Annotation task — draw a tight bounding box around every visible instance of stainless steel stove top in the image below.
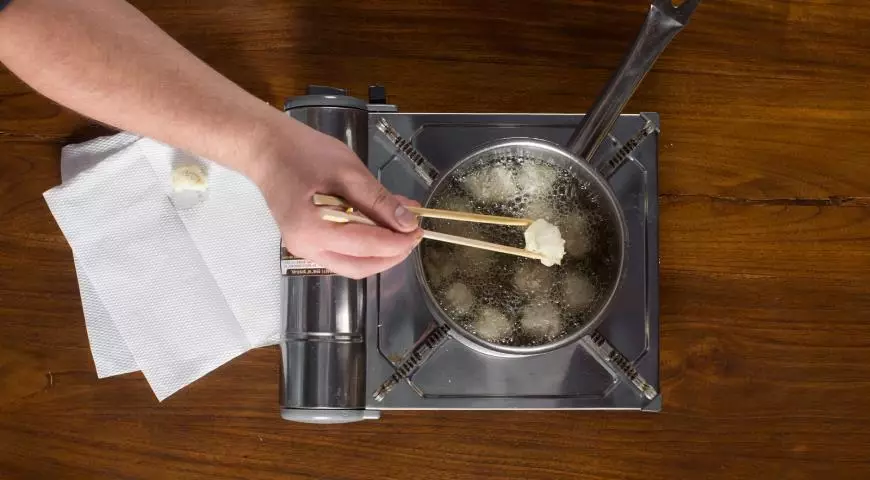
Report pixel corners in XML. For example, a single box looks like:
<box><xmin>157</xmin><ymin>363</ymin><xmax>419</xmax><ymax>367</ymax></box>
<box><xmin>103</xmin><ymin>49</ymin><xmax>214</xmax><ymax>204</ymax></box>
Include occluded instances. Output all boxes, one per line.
<box><xmin>364</xmin><ymin>112</ymin><xmax>661</xmax><ymax>412</ymax></box>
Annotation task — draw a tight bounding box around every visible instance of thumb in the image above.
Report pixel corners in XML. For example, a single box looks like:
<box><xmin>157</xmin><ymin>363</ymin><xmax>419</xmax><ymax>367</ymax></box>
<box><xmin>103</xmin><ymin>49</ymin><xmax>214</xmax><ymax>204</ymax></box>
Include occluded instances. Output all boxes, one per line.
<box><xmin>334</xmin><ymin>169</ymin><xmax>420</xmax><ymax>233</ymax></box>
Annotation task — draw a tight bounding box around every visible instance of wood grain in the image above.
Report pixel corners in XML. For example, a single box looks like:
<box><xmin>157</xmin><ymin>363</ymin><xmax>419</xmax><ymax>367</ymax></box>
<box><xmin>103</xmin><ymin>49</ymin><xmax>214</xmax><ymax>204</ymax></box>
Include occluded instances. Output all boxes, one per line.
<box><xmin>2</xmin><ymin>0</ymin><xmax>870</xmax><ymax>478</ymax></box>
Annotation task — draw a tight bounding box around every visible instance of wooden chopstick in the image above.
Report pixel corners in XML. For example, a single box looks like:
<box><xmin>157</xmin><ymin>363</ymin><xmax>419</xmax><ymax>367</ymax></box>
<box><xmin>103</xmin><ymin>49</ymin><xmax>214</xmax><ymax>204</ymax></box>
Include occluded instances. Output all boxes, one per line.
<box><xmin>407</xmin><ymin>206</ymin><xmax>534</xmax><ymax>227</ymax></box>
<box><xmin>313</xmin><ymin>194</ymin><xmax>348</xmax><ymax>208</ymax></box>
<box><xmin>420</xmin><ymin>230</ymin><xmax>545</xmax><ymax>261</ymax></box>
<box><xmin>313</xmin><ymin>194</ymin><xmax>534</xmax><ymax>227</ymax></box>
<box><xmin>316</xmin><ymin>206</ymin><xmax>545</xmax><ymax>262</ymax></box>
<box><xmin>317</xmin><ymin>208</ymin><xmax>377</xmax><ymax>226</ymax></box>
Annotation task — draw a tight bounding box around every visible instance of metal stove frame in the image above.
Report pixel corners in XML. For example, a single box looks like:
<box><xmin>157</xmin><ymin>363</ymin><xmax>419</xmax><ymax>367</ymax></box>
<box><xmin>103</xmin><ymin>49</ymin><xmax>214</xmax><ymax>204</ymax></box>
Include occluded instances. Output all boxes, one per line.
<box><xmin>363</xmin><ymin>110</ymin><xmax>661</xmax><ymax>413</ymax></box>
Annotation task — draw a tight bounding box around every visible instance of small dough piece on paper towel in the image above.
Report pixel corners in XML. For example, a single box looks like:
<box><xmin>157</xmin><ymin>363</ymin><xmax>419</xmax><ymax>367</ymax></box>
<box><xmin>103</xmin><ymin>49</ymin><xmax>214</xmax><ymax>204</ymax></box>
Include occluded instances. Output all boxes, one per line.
<box><xmin>170</xmin><ymin>164</ymin><xmax>209</xmax><ymax>209</ymax></box>
<box><xmin>172</xmin><ymin>164</ymin><xmax>209</xmax><ymax>192</ymax></box>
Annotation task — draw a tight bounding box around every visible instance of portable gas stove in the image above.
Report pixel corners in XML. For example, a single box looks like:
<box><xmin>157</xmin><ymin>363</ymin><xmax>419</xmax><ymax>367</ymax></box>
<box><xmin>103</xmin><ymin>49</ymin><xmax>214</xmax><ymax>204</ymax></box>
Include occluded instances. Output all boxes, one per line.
<box><xmin>279</xmin><ymin>85</ymin><xmax>660</xmax><ymax>423</ymax></box>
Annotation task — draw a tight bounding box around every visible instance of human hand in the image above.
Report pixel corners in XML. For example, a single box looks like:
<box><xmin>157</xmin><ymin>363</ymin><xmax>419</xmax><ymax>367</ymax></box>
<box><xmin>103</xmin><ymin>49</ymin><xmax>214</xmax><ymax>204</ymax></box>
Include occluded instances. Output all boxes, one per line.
<box><xmin>252</xmin><ymin>120</ymin><xmax>423</xmax><ymax>279</ymax></box>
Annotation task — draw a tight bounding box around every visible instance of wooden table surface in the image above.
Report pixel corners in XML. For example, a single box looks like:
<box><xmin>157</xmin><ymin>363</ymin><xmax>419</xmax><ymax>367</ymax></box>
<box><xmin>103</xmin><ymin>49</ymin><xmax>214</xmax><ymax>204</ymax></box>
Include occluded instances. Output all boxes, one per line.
<box><xmin>3</xmin><ymin>0</ymin><xmax>870</xmax><ymax>478</ymax></box>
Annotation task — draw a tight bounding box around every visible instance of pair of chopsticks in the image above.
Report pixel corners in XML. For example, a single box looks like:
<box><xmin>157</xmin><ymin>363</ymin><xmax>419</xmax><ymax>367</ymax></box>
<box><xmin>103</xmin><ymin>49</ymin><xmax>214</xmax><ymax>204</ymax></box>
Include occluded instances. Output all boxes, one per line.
<box><xmin>313</xmin><ymin>194</ymin><xmax>544</xmax><ymax>261</ymax></box>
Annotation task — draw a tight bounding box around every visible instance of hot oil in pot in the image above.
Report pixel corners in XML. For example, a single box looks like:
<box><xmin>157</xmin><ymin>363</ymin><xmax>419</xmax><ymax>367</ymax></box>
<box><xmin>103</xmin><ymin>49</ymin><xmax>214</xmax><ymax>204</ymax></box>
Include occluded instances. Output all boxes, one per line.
<box><xmin>421</xmin><ymin>155</ymin><xmax>619</xmax><ymax>347</ymax></box>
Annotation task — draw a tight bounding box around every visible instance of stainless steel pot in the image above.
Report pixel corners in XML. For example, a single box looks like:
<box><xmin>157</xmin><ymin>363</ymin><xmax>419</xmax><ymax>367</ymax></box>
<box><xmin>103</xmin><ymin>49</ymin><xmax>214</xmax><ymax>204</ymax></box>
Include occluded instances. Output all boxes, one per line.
<box><xmin>414</xmin><ymin>138</ymin><xmax>629</xmax><ymax>356</ymax></box>
<box><xmin>373</xmin><ymin>0</ymin><xmax>700</xmax><ymax>399</ymax></box>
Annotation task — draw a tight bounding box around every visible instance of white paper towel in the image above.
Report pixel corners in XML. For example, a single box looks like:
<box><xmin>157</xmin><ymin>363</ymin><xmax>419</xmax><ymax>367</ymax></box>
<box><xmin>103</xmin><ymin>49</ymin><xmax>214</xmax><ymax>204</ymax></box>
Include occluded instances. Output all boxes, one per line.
<box><xmin>44</xmin><ymin>133</ymin><xmax>282</xmax><ymax>400</ymax></box>
<box><xmin>62</xmin><ymin>133</ymin><xmax>142</xmax><ymax>378</ymax></box>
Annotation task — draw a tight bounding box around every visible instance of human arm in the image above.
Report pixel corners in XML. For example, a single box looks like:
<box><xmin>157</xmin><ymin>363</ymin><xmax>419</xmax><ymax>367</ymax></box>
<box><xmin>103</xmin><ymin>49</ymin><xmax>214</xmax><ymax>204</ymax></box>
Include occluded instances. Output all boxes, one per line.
<box><xmin>0</xmin><ymin>0</ymin><xmax>421</xmax><ymax>278</ymax></box>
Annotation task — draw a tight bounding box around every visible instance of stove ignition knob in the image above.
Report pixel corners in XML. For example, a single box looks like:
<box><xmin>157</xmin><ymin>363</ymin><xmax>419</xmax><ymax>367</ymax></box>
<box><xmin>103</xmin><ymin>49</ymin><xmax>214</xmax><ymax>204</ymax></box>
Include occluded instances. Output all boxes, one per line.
<box><xmin>368</xmin><ymin>85</ymin><xmax>387</xmax><ymax>104</ymax></box>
